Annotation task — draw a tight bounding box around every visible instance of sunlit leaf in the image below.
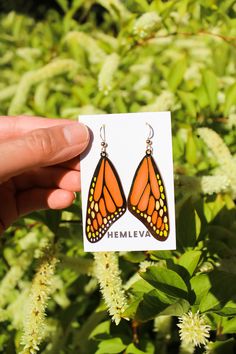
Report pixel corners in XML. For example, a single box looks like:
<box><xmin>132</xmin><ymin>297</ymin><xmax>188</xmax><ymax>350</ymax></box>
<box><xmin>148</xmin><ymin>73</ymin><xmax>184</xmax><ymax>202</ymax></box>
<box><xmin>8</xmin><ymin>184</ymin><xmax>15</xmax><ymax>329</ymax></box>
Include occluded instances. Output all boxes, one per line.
<box><xmin>178</xmin><ymin>91</ymin><xmax>197</xmax><ymax>118</ymax></box>
<box><xmin>126</xmin><ymin>343</ymin><xmax>147</xmax><ymax>354</ymax></box>
<box><xmin>89</xmin><ymin>321</ymin><xmax>110</xmax><ymax>340</ymax></box>
<box><xmin>202</xmin><ymin>69</ymin><xmax>218</xmax><ymax>111</ymax></box>
<box><xmin>96</xmin><ymin>338</ymin><xmax>126</xmax><ymax>354</ymax></box>
<box><xmin>224</xmin><ymin>83</ymin><xmax>236</xmax><ymax>115</ymax></box>
<box><xmin>178</xmin><ymin>250</ymin><xmax>202</xmax><ymax>276</ymax></box>
<box><xmin>185</xmin><ymin>129</ymin><xmax>198</xmax><ymax>164</ymax></box>
<box><xmin>222</xmin><ymin>317</ymin><xmax>236</xmax><ymax>334</ymax></box>
<box><xmin>167</xmin><ymin>57</ymin><xmax>187</xmax><ymax>91</ymax></box>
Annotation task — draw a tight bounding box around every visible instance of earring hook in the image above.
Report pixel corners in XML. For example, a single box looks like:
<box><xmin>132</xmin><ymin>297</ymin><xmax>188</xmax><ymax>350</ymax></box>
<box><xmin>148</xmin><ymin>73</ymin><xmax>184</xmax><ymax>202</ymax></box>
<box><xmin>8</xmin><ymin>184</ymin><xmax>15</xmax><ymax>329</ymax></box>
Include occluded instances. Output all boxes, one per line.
<box><xmin>100</xmin><ymin>124</ymin><xmax>107</xmax><ymax>156</ymax></box>
<box><xmin>146</xmin><ymin>122</ymin><xmax>154</xmax><ymax>155</ymax></box>
<box><xmin>146</xmin><ymin>122</ymin><xmax>154</xmax><ymax>140</ymax></box>
<box><xmin>100</xmin><ymin>124</ymin><xmax>106</xmax><ymax>143</ymax></box>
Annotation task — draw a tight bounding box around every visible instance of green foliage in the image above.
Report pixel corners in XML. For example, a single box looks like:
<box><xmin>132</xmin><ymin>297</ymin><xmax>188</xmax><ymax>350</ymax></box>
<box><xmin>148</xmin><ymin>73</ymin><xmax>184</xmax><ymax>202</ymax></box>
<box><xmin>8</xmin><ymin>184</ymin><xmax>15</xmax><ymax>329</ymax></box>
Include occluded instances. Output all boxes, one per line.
<box><xmin>0</xmin><ymin>0</ymin><xmax>236</xmax><ymax>353</ymax></box>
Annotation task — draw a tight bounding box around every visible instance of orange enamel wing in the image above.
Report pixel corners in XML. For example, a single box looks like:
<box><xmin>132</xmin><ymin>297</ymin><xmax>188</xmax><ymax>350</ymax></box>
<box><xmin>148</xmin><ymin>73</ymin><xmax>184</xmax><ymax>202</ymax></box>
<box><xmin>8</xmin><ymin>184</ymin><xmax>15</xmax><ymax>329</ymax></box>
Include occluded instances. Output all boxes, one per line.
<box><xmin>86</xmin><ymin>156</ymin><xmax>126</xmax><ymax>242</ymax></box>
<box><xmin>128</xmin><ymin>154</ymin><xmax>169</xmax><ymax>241</ymax></box>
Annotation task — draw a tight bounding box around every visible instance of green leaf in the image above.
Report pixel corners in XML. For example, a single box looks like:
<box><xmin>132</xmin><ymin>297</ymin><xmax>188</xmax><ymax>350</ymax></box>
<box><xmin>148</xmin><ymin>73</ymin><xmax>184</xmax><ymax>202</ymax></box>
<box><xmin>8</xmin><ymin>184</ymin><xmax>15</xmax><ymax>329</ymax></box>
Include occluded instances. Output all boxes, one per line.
<box><xmin>195</xmin><ymin>85</ymin><xmax>209</xmax><ymax>109</ymax></box>
<box><xmin>213</xmin><ymin>43</ymin><xmax>229</xmax><ymax>76</ymax></box>
<box><xmin>206</xmin><ymin>339</ymin><xmax>236</xmax><ymax>354</ymax></box>
<box><xmin>122</xmin><ymin>297</ymin><xmax>143</xmax><ymax>319</ymax></box>
<box><xmin>55</xmin><ymin>0</ymin><xmax>69</xmax><ymax>12</ymax></box>
<box><xmin>223</xmin><ymin>317</ymin><xmax>236</xmax><ymax>334</ymax></box>
<box><xmin>140</xmin><ymin>266</ymin><xmax>188</xmax><ymax>299</ymax></box>
<box><xmin>190</xmin><ymin>274</ymin><xmax>211</xmax><ymax>305</ymax></box>
<box><xmin>199</xmin><ymin>271</ymin><xmax>236</xmax><ymax>312</ymax></box>
<box><xmin>195</xmin><ymin>210</ymin><xmax>201</xmax><ymax>239</ymax></box>
<box><xmin>136</xmin><ymin>290</ymin><xmax>190</xmax><ymax>321</ymax></box>
<box><xmin>200</xmin><ymin>292</ymin><xmax>221</xmax><ymax>313</ymax></box>
<box><xmin>204</xmin><ymin>194</ymin><xmax>226</xmax><ymax>223</ymax></box>
<box><xmin>178</xmin><ymin>250</ymin><xmax>202</xmax><ymax>276</ymax></box>
<box><xmin>159</xmin><ymin>298</ymin><xmax>190</xmax><ymax>316</ymax></box>
<box><xmin>27</xmin><ymin>210</ymin><xmax>62</xmax><ymax>233</ymax></box>
<box><xmin>185</xmin><ymin>130</ymin><xmax>198</xmax><ymax>164</ymax></box>
<box><xmin>149</xmin><ymin>287</ymin><xmax>181</xmax><ymax>305</ymax></box>
<box><xmin>202</xmin><ymin>69</ymin><xmax>218</xmax><ymax>111</ymax></box>
<box><xmin>45</xmin><ymin>210</ymin><xmax>62</xmax><ymax>233</ymax></box>
<box><xmin>126</xmin><ymin>343</ymin><xmax>147</xmax><ymax>354</ymax></box>
<box><xmin>136</xmin><ymin>291</ymin><xmax>168</xmax><ymax>321</ymax></box>
<box><xmin>89</xmin><ymin>321</ymin><xmax>110</xmax><ymax>340</ymax></box>
<box><xmin>96</xmin><ymin>338</ymin><xmax>126</xmax><ymax>354</ymax></box>
<box><xmin>123</xmin><ymin>252</ymin><xmax>146</xmax><ymax>263</ymax></box>
<box><xmin>220</xmin><ymin>0</ymin><xmax>236</xmax><ymax>11</ymax></box>
<box><xmin>216</xmin><ymin>300</ymin><xmax>236</xmax><ymax>316</ymax></box>
<box><xmin>130</xmin><ymin>279</ymin><xmax>155</xmax><ymax>295</ymax></box>
<box><xmin>74</xmin><ymin>311</ymin><xmax>107</xmax><ymax>351</ymax></box>
<box><xmin>224</xmin><ymin>82</ymin><xmax>236</xmax><ymax>115</ymax></box>
<box><xmin>178</xmin><ymin>91</ymin><xmax>197</xmax><ymax>118</ymax></box>
<box><xmin>167</xmin><ymin>57</ymin><xmax>187</xmax><ymax>91</ymax></box>
<box><xmin>149</xmin><ymin>250</ymin><xmax>173</xmax><ymax>260</ymax></box>
<box><xmin>177</xmin><ymin>198</ymin><xmax>200</xmax><ymax>248</ymax></box>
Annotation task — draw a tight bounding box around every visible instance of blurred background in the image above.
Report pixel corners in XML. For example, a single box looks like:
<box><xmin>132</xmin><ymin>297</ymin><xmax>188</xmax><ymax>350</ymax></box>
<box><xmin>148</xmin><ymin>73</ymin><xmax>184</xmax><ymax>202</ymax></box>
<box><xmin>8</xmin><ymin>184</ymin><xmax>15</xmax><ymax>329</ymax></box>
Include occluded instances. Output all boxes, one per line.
<box><xmin>0</xmin><ymin>1</ymin><xmax>236</xmax><ymax>353</ymax></box>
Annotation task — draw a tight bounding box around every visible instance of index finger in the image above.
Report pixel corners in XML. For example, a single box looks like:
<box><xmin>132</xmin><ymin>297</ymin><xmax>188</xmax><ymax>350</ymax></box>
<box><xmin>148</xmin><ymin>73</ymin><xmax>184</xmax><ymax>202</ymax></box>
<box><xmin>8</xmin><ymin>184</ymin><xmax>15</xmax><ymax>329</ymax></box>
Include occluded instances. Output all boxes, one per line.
<box><xmin>0</xmin><ymin>115</ymin><xmax>77</xmax><ymax>140</ymax></box>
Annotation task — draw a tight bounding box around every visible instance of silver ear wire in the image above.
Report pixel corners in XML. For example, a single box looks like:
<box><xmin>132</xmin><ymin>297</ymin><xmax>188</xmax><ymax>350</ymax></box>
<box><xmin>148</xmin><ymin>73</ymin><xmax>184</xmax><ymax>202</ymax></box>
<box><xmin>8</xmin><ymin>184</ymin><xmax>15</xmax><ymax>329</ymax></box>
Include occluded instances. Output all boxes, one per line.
<box><xmin>146</xmin><ymin>122</ymin><xmax>154</xmax><ymax>140</ymax></box>
<box><xmin>100</xmin><ymin>124</ymin><xmax>107</xmax><ymax>156</ymax></box>
<box><xmin>146</xmin><ymin>122</ymin><xmax>154</xmax><ymax>155</ymax></box>
<box><xmin>100</xmin><ymin>124</ymin><xmax>105</xmax><ymax>142</ymax></box>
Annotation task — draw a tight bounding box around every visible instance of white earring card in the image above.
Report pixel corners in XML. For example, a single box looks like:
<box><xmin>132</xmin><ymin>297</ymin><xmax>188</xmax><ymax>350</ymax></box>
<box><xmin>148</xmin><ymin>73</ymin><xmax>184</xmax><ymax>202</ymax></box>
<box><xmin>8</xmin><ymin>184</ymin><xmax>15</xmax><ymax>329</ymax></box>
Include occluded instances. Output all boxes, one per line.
<box><xmin>79</xmin><ymin>112</ymin><xmax>176</xmax><ymax>252</ymax></box>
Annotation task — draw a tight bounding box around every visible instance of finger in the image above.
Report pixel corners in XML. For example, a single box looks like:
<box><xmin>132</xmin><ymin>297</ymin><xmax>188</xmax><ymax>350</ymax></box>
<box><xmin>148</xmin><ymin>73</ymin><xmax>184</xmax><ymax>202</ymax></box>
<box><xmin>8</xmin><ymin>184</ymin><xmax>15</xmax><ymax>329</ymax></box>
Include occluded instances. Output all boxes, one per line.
<box><xmin>0</xmin><ymin>123</ymin><xmax>89</xmax><ymax>182</ymax></box>
<box><xmin>0</xmin><ymin>116</ymin><xmax>77</xmax><ymax>140</ymax></box>
<box><xmin>17</xmin><ymin>188</ymin><xmax>76</xmax><ymax>216</ymax></box>
<box><xmin>13</xmin><ymin>167</ymin><xmax>81</xmax><ymax>192</ymax></box>
<box><xmin>59</xmin><ymin>156</ymin><xmax>81</xmax><ymax>170</ymax></box>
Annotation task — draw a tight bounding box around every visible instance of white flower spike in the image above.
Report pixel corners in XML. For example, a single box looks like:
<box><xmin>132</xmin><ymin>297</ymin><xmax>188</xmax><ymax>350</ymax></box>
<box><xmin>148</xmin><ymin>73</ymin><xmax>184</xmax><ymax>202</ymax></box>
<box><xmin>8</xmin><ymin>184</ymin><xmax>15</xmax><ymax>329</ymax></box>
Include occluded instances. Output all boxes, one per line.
<box><xmin>93</xmin><ymin>252</ymin><xmax>127</xmax><ymax>325</ymax></box>
<box><xmin>177</xmin><ymin>311</ymin><xmax>211</xmax><ymax>347</ymax></box>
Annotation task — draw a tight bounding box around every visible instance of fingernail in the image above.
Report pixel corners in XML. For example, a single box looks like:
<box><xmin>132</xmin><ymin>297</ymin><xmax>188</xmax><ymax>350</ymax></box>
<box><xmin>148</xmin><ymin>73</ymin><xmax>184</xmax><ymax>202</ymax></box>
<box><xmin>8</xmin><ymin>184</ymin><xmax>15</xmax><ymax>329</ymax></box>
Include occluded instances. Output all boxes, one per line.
<box><xmin>63</xmin><ymin>123</ymin><xmax>89</xmax><ymax>146</ymax></box>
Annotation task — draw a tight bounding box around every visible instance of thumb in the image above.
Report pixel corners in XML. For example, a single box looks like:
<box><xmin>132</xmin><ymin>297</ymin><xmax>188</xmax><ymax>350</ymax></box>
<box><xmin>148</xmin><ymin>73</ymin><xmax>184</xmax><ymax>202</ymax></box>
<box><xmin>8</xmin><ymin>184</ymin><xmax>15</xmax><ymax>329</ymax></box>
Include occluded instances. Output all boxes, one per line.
<box><xmin>0</xmin><ymin>123</ymin><xmax>89</xmax><ymax>182</ymax></box>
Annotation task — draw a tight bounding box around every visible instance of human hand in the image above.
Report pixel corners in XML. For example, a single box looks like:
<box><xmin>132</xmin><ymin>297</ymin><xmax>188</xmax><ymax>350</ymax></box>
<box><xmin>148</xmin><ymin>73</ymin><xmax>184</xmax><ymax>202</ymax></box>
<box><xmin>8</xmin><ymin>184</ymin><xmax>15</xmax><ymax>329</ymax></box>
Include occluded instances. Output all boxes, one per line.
<box><xmin>0</xmin><ymin>116</ymin><xmax>90</xmax><ymax>233</ymax></box>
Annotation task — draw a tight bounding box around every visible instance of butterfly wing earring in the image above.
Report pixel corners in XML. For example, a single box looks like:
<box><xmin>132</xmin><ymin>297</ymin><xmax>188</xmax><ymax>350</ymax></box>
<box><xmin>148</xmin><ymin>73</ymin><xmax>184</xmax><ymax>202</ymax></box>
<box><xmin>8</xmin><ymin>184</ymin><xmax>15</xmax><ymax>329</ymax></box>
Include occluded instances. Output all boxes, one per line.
<box><xmin>128</xmin><ymin>123</ymin><xmax>169</xmax><ymax>241</ymax></box>
<box><xmin>86</xmin><ymin>125</ymin><xmax>126</xmax><ymax>243</ymax></box>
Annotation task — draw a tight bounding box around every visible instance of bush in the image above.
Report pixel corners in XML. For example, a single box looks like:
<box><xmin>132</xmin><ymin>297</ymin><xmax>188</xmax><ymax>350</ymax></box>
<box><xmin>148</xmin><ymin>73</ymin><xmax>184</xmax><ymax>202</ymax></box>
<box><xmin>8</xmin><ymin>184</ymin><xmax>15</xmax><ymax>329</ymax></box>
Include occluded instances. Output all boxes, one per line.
<box><xmin>0</xmin><ymin>1</ymin><xmax>236</xmax><ymax>353</ymax></box>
